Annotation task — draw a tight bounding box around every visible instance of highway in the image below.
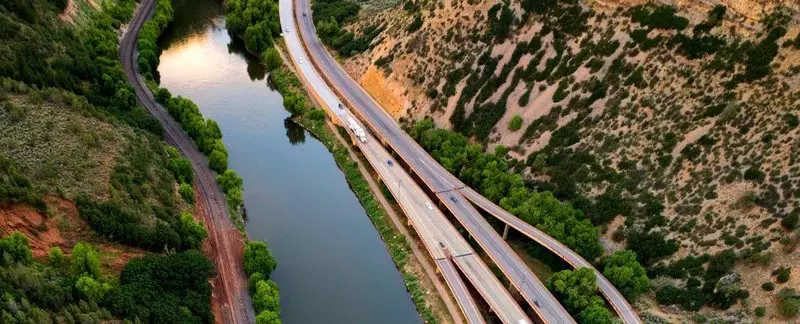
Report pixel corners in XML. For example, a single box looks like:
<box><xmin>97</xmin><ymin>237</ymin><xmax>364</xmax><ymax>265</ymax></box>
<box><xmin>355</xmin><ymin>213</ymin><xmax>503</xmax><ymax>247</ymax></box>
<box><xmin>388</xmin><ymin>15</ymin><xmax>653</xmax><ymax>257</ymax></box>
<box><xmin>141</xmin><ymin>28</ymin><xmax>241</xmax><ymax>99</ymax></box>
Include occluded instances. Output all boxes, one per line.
<box><xmin>279</xmin><ymin>1</ymin><xmax>534</xmax><ymax>323</ymax></box>
<box><xmin>120</xmin><ymin>1</ymin><xmax>253</xmax><ymax>323</ymax></box>
<box><xmin>286</xmin><ymin>0</ymin><xmax>641</xmax><ymax>323</ymax></box>
<box><xmin>288</xmin><ymin>0</ymin><xmax>573</xmax><ymax>323</ymax></box>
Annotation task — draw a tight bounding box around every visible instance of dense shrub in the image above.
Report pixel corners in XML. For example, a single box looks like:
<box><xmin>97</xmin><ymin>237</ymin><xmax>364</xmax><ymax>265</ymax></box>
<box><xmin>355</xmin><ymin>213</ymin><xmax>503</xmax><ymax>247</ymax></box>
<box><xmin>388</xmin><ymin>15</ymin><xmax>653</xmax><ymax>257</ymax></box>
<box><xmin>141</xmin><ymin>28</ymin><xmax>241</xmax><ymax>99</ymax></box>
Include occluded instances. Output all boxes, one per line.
<box><xmin>626</xmin><ymin>230</ymin><xmax>678</xmax><ymax>266</ymax></box>
<box><xmin>244</xmin><ymin>241</ymin><xmax>277</xmax><ymax>278</ymax></box>
<box><xmin>109</xmin><ymin>251</ymin><xmax>215</xmax><ymax>323</ymax></box>
<box><xmin>547</xmin><ymin>268</ymin><xmax>615</xmax><ymax>322</ymax></box>
<box><xmin>75</xmin><ymin>194</ymin><xmax>205</xmax><ymax>251</ymax></box>
<box><xmin>629</xmin><ymin>5</ymin><xmax>689</xmax><ymax>30</ymax></box>
<box><xmin>602</xmin><ymin>250</ymin><xmax>650</xmax><ymax>300</ymax></box>
<box><xmin>508</xmin><ymin>115</ymin><xmax>523</xmax><ymax>131</ymax></box>
<box><xmin>225</xmin><ymin>0</ymin><xmax>280</xmax><ymax>54</ymax></box>
<box><xmin>0</xmin><ymin>154</ymin><xmax>46</xmax><ymax>211</ymax></box>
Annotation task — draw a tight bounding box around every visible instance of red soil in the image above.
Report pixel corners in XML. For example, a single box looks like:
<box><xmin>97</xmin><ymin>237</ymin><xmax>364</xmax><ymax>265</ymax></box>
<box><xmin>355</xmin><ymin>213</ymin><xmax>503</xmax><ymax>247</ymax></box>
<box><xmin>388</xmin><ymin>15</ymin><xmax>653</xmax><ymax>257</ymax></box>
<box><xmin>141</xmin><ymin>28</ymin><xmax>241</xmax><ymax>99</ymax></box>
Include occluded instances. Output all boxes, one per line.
<box><xmin>0</xmin><ymin>197</ymin><xmax>143</xmax><ymax>273</ymax></box>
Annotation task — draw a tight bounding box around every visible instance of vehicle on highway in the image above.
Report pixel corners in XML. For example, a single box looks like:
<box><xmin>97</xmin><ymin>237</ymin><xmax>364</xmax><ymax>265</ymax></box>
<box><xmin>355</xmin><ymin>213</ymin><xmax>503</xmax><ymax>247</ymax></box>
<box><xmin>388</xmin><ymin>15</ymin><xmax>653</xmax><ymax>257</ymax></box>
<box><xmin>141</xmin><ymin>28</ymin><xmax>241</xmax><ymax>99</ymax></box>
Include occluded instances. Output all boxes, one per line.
<box><xmin>425</xmin><ymin>202</ymin><xmax>433</xmax><ymax>210</ymax></box>
<box><xmin>302</xmin><ymin>12</ymin><xmax>307</xmax><ymax>17</ymax></box>
<box><xmin>387</xmin><ymin>160</ymin><xmax>393</xmax><ymax>166</ymax></box>
<box><xmin>347</xmin><ymin>117</ymin><xmax>367</xmax><ymax>143</ymax></box>
<box><xmin>298</xmin><ymin>58</ymin><xmax>303</xmax><ymax>64</ymax></box>
<box><xmin>338</xmin><ymin>103</ymin><xmax>344</xmax><ymax>109</ymax></box>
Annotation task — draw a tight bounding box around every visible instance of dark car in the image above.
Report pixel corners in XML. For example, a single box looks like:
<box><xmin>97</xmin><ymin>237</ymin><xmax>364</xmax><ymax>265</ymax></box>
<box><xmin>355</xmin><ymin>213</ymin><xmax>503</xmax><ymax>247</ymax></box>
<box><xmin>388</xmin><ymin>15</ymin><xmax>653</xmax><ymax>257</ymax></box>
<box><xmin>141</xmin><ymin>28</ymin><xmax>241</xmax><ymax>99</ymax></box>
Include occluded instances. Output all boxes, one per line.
<box><xmin>387</xmin><ymin>160</ymin><xmax>393</xmax><ymax>166</ymax></box>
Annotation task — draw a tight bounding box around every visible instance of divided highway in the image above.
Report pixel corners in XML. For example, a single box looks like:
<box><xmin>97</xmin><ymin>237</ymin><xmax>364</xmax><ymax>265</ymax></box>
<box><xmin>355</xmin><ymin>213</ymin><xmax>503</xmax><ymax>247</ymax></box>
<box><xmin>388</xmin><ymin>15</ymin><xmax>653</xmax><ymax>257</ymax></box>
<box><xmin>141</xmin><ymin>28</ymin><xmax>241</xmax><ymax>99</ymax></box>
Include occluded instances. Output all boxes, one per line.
<box><xmin>120</xmin><ymin>1</ymin><xmax>253</xmax><ymax>323</ymax></box>
<box><xmin>286</xmin><ymin>0</ymin><xmax>641</xmax><ymax>323</ymax></box>
<box><xmin>279</xmin><ymin>1</ymin><xmax>533</xmax><ymax>323</ymax></box>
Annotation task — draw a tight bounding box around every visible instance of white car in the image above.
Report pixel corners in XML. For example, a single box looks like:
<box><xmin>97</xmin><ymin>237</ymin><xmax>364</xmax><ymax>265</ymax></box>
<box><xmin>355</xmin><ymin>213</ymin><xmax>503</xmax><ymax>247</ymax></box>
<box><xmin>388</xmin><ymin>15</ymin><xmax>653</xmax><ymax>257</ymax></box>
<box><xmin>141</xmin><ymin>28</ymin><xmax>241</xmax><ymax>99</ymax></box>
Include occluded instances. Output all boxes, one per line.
<box><xmin>425</xmin><ymin>202</ymin><xmax>433</xmax><ymax>210</ymax></box>
<box><xmin>298</xmin><ymin>58</ymin><xmax>303</xmax><ymax>64</ymax></box>
<box><xmin>284</xmin><ymin>27</ymin><xmax>290</xmax><ymax>33</ymax></box>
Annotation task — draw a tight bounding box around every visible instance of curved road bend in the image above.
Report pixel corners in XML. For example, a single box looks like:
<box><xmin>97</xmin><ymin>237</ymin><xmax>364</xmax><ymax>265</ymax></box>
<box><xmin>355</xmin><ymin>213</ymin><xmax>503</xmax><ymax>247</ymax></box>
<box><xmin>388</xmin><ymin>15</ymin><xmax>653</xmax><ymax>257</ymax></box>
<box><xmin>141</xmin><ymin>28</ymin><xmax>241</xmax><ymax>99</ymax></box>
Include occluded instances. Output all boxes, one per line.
<box><xmin>289</xmin><ymin>0</ymin><xmax>572</xmax><ymax>323</ymax></box>
<box><xmin>120</xmin><ymin>1</ymin><xmax>253</xmax><ymax>323</ymax></box>
<box><xmin>289</xmin><ymin>0</ymin><xmax>641</xmax><ymax>323</ymax></box>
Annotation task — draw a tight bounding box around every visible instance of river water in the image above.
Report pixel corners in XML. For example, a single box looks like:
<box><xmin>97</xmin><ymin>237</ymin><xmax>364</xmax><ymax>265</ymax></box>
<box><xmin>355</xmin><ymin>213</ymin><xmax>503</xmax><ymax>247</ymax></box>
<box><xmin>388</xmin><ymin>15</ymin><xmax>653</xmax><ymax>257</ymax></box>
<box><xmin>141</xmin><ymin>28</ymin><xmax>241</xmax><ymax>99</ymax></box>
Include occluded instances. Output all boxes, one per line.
<box><xmin>156</xmin><ymin>1</ymin><xmax>421</xmax><ymax>323</ymax></box>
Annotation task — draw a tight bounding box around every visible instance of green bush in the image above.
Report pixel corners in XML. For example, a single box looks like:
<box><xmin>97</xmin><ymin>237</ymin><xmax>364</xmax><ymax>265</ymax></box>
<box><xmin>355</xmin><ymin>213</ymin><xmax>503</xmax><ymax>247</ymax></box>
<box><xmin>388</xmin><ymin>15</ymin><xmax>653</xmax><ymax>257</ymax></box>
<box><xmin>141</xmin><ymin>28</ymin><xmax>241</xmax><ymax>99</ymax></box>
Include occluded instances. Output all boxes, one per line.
<box><xmin>407</xmin><ymin>15</ymin><xmax>423</xmax><ymax>33</ymax></box>
<box><xmin>109</xmin><ymin>251</ymin><xmax>215</xmax><ymax>322</ymax></box>
<box><xmin>244</xmin><ymin>241</ymin><xmax>277</xmax><ymax>278</ymax></box>
<box><xmin>762</xmin><ymin>282</ymin><xmax>775</xmax><ymax>291</ymax></box>
<box><xmin>602</xmin><ymin>250</ymin><xmax>650</xmax><ymax>300</ymax></box>
<box><xmin>773</xmin><ymin>266</ymin><xmax>792</xmax><ymax>283</ymax></box>
<box><xmin>508</xmin><ymin>115</ymin><xmax>523</xmax><ymax>131</ymax></box>
<box><xmin>179</xmin><ymin>183</ymin><xmax>194</xmax><ymax>204</ymax></box>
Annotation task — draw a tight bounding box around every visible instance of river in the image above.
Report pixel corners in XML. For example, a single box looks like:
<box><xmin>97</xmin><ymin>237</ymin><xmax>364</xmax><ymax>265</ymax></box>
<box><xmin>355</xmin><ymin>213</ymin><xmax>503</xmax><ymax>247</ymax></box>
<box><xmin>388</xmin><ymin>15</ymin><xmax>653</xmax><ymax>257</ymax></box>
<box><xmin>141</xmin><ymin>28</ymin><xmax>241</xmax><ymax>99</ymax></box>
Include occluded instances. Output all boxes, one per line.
<box><xmin>156</xmin><ymin>1</ymin><xmax>422</xmax><ymax>323</ymax></box>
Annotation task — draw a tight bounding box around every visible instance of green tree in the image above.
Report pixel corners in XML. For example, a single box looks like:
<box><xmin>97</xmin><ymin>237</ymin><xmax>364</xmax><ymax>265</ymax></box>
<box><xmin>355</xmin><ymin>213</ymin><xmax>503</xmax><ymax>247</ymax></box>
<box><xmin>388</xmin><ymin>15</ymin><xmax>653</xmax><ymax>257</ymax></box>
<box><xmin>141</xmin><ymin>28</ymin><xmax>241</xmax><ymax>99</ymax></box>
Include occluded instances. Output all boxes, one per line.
<box><xmin>75</xmin><ymin>275</ymin><xmax>111</xmax><ymax>302</ymax></box>
<box><xmin>252</xmin><ymin>280</ymin><xmax>280</xmax><ymax>313</ymax></box>
<box><xmin>602</xmin><ymin>250</ymin><xmax>650</xmax><ymax>300</ymax></box>
<box><xmin>178</xmin><ymin>213</ymin><xmax>207</xmax><ymax>249</ymax></box>
<box><xmin>249</xmin><ymin>272</ymin><xmax>265</xmax><ymax>293</ymax></box>
<box><xmin>0</xmin><ymin>231</ymin><xmax>32</xmax><ymax>265</ymax></box>
<box><xmin>244</xmin><ymin>241</ymin><xmax>277</xmax><ymax>277</ymax></box>
<box><xmin>579</xmin><ymin>304</ymin><xmax>614</xmax><ymax>324</ymax></box>
<box><xmin>255</xmin><ymin>310</ymin><xmax>281</xmax><ymax>324</ymax></box>
<box><xmin>208</xmin><ymin>148</ymin><xmax>228</xmax><ymax>173</ymax></box>
<box><xmin>179</xmin><ymin>183</ymin><xmax>194</xmax><ymax>204</ymax></box>
<box><xmin>168</xmin><ymin>156</ymin><xmax>193</xmax><ymax>184</ymax></box>
<box><xmin>547</xmin><ymin>268</ymin><xmax>603</xmax><ymax>314</ymax></box>
<box><xmin>262</xmin><ymin>47</ymin><xmax>282</xmax><ymax>71</ymax></box>
<box><xmin>48</xmin><ymin>246</ymin><xmax>67</xmax><ymax>269</ymax></box>
<box><xmin>780</xmin><ymin>298</ymin><xmax>799</xmax><ymax>317</ymax></box>
<box><xmin>71</xmin><ymin>242</ymin><xmax>101</xmax><ymax>278</ymax></box>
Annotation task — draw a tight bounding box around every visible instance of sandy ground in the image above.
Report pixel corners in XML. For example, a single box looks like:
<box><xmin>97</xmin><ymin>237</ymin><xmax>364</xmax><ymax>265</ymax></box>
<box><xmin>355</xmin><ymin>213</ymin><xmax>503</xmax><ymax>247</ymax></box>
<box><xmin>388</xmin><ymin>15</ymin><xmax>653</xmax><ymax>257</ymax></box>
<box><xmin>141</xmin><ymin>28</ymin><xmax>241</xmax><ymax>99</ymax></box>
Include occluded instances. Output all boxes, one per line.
<box><xmin>359</xmin><ymin>65</ymin><xmax>407</xmax><ymax>118</ymax></box>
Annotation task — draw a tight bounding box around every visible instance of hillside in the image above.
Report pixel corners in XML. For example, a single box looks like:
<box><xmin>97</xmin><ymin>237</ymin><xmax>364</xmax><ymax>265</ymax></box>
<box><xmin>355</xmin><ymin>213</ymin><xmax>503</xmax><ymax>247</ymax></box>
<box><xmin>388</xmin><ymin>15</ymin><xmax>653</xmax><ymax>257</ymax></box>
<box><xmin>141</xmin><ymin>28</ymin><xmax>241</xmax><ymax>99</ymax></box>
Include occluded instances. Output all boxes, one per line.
<box><xmin>0</xmin><ymin>0</ymin><xmax>218</xmax><ymax>322</ymax></box>
<box><xmin>328</xmin><ymin>0</ymin><xmax>800</xmax><ymax>321</ymax></box>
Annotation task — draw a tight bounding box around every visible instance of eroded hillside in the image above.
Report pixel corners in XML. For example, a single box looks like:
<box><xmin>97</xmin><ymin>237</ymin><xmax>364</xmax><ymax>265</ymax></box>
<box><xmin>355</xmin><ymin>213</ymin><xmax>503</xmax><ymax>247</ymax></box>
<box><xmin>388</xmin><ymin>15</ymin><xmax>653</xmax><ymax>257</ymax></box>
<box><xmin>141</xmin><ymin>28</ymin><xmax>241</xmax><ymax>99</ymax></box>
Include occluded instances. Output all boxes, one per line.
<box><xmin>332</xmin><ymin>0</ymin><xmax>800</xmax><ymax>321</ymax></box>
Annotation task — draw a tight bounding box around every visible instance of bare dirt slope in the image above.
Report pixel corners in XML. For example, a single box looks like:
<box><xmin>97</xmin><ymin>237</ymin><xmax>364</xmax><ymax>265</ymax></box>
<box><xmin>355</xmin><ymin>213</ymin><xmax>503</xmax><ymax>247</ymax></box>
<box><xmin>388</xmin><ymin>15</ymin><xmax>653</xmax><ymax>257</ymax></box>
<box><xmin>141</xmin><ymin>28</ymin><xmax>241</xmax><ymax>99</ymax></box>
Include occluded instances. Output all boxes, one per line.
<box><xmin>337</xmin><ymin>0</ymin><xmax>800</xmax><ymax>321</ymax></box>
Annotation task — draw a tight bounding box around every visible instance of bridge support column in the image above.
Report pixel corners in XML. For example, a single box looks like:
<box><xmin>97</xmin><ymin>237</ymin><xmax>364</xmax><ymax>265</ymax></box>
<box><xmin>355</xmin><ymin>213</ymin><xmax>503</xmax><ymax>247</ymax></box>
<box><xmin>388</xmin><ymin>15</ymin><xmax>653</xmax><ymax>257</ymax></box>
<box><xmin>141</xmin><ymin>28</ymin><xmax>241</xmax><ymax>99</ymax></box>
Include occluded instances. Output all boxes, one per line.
<box><xmin>502</xmin><ymin>224</ymin><xmax>509</xmax><ymax>240</ymax></box>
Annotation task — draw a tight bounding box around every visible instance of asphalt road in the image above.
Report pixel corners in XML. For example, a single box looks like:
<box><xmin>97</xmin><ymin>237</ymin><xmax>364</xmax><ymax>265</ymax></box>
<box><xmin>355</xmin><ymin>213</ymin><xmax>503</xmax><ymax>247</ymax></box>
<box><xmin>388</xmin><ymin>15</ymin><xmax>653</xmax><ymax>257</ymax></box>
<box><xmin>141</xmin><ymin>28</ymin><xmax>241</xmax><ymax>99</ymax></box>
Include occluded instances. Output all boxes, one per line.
<box><xmin>286</xmin><ymin>0</ymin><xmax>642</xmax><ymax>323</ymax></box>
<box><xmin>287</xmin><ymin>0</ymin><xmax>573</xmax><ymax>323</ymax></box>
<box><xmin>279</xmin><ymin>1</ymin><xmax>534</xmax><ymax>322</ymax></box>
<box><xmin>119</xmin><ymin>1</ymin><xmax>253</xmax><ymax>323</ymax></box>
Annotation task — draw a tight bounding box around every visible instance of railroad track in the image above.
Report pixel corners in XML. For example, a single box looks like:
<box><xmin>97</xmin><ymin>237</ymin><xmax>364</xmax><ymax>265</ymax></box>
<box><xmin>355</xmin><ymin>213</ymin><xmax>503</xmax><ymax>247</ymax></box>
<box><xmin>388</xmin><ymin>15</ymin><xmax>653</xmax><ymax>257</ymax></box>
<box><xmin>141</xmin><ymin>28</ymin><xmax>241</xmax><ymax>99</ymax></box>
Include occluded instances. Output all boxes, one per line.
<box><xmin>119</xmin><ymin>0</ymin><xmax>253</xmax><ymax>323</ymax></box>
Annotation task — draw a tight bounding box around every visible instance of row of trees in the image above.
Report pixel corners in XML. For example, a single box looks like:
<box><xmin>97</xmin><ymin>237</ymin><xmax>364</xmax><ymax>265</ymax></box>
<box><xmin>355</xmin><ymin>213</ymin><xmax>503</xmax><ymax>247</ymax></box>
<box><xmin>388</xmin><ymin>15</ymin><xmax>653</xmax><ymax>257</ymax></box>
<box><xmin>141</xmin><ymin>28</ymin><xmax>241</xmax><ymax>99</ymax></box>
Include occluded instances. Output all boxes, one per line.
<box><xmin>409</xmin><ymin>120</ymin><xmax>653</xmax><ymax>306</ymax></box>
<box><xmin>136</xmin><ymin>0</ymin><xmax>174</xmax><ymax>78</ymax></box>
<box><xmin>155</xmin><ymin>89</ymin><xmax>246</xmax><ymax>210</ymax></box>
<box><xmin>411</xmin><ymin>119</ymin><xmax>604</xmax><ymax>260</ymax></box>
<box><xmin>244</xmin><ymin>241</ymin><xmax>280</xmax><ymax>324</ymax></box>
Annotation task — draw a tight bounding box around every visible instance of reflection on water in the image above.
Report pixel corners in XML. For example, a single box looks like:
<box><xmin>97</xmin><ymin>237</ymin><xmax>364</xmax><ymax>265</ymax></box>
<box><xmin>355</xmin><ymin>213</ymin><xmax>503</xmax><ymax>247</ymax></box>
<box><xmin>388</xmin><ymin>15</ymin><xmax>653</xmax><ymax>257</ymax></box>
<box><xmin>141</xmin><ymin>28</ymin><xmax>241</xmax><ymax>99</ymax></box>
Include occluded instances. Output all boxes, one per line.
<box><xmin>156</xmin><ymin>0</ymin><xmax>421</xmax><ymax>323</ymax></box>
<box><xmin>226</xmin><ymin>34</ymin><xmax>266</xmax><ymax>81</ymax></box>
<box><xmin>283</xmin><ymin>118</ymin><xmax>305</xmax><ymax>145</ymax></box>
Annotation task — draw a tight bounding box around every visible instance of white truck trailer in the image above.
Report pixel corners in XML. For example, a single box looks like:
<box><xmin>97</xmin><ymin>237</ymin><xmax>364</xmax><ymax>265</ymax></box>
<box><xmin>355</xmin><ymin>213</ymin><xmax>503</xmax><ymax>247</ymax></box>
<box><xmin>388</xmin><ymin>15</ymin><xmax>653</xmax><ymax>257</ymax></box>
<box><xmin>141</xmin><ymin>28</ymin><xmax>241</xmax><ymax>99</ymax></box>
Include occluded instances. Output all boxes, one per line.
<box><xmin>347</xmin><ymin>117</ymin><xmax>367</xmax><ymax>143</ymax></box>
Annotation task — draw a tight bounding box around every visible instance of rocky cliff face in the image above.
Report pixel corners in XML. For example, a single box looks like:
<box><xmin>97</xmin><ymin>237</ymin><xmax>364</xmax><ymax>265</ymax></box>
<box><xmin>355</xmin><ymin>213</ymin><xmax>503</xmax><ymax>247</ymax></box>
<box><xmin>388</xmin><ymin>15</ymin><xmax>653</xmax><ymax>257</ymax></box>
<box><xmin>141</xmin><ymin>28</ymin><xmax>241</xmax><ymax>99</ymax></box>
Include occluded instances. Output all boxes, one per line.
<box><xmin>338</xmin><ymin>0</ymin><xmax>799</xmax><ymax>320</ymax></box>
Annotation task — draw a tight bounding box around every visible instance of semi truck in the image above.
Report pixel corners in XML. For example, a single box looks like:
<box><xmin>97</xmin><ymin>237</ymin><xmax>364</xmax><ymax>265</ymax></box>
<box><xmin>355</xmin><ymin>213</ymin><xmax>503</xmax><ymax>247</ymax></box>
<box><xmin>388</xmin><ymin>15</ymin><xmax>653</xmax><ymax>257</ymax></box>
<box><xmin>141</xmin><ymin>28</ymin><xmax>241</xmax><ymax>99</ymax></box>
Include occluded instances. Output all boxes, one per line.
<box><xmin>347</xmin><ymin>117</ymin><xmax>367</xmax><ymax>143</ymax></box>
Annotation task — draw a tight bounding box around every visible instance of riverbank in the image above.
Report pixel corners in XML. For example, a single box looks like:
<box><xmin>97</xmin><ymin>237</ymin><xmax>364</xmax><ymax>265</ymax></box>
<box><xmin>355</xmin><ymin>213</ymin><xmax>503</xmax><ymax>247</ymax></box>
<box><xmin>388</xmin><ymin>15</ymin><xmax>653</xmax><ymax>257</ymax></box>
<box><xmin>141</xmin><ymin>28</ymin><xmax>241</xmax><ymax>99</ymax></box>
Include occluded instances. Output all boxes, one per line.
<box><xmin>120</xmin><ymin>0</ymin><xmax>253</xmax><ymax>322</ymax></box>
<box><xmin>268</xmin><ymin>42</ymin><xmax>455</xmax><ymax>323</ymax></box>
